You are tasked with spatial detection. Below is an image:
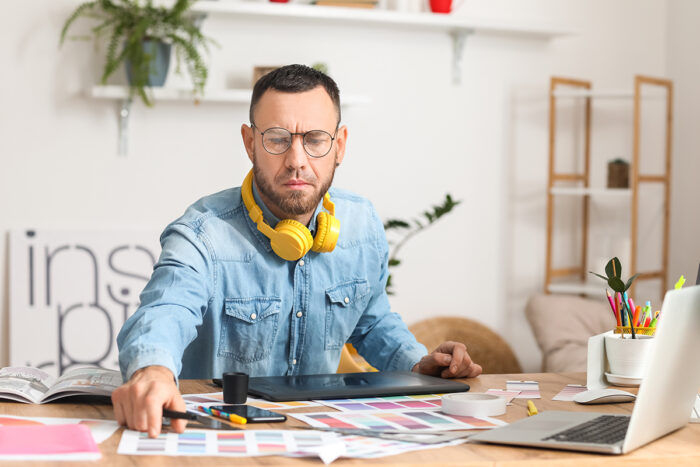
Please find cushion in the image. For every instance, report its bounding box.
[525,293,613,372]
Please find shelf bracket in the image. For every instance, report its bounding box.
[118,98,132,157]
[451,30,472,85]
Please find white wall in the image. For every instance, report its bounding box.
[666,0,700,298]
[1,0,686,373]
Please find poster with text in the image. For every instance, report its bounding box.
[9,229,161,376]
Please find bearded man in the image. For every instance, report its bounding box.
[113,64,482,437]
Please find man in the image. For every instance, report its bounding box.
[113,64,482,437]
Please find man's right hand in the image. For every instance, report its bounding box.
[111,365,187,438]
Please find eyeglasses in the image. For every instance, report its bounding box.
[251,123,337,158]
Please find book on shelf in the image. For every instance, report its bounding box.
[313,0,378,8]
[0,366,122,404]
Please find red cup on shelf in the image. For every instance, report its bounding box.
[270,0,289,3]
[430,0,457,14]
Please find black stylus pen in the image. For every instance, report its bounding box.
[162,409,197,420]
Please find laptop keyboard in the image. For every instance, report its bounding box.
[543,415,630,445]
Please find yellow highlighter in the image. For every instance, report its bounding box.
[527,400,538,416]
[228,413,247,425]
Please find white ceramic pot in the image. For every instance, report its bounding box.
[604,334,655,378]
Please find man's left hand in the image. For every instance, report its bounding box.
[412,341,482,379]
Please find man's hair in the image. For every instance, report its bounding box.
[249,64,341,125]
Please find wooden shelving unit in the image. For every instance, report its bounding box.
[544,75,673,299]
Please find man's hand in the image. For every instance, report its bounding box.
[111,365,186,438]
[412,341,483,379]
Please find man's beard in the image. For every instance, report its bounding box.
[253,152,337,217]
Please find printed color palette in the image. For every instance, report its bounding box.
[506,381,541,399]
[183,392,321,410]
[552,384,588,401]
[319,395,442,412]
[293,409,506,432]
[118,430,338,458]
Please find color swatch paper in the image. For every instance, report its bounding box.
[292,409,506,432]
[0,415,118,443]
[318,395,443,412]
[506,381,541,399]
[0,424,100,460]
[118,429,346,463]
[183,392,321,410]
[552,384,588,401]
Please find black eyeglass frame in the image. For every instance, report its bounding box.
[251,123,338,158]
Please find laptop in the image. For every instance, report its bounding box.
[248,371,469,401]
[470,284,700,454]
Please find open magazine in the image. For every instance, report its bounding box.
[0,366,122,404]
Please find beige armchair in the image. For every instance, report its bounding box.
[525,293,612,372]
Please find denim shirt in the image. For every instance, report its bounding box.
[117,184,428,381]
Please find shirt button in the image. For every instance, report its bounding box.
[344,297,350,304]
[292,359,297,365]
[250,313,257,320]
[299,260,305,267]
[296,311,303,318]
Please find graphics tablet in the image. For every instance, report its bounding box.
[247,371,470,401]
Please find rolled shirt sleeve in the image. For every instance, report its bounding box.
[117,222,213,382]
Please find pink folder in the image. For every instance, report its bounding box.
[0,423,100,460]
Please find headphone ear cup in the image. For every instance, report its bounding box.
[271,219,313,261]
[312,212,340,253]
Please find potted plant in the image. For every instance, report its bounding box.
[60,0,215,106]
[590,257,654,380]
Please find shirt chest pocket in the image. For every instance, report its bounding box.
[324,279,371,350]
[217,297,281,363]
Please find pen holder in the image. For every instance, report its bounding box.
[614,326,656,336]
[223,372,248,405]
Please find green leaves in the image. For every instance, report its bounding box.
[589,257,638,294]
[589,256,640,338]
[605,257,622,279]
[60,0,215,107]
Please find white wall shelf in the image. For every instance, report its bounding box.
[176,1,573,84]
[547,281,602,296]
[89,85,370,156]
[552,89,667,99]
[550,187,631,197]
[89,85,371,105]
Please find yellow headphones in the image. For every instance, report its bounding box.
[241,170,340,261]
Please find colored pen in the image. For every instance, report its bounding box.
[675,275,685,289]
[527,400,538,416]
[199,406,247,425]
[606,290,619,324]
[628,296,636,319]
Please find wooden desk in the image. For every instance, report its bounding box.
[1,372,698,466]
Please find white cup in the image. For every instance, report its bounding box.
[604,334,655,378]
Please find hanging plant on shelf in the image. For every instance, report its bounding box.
[60,0,216,106]
[384,194,460,295]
